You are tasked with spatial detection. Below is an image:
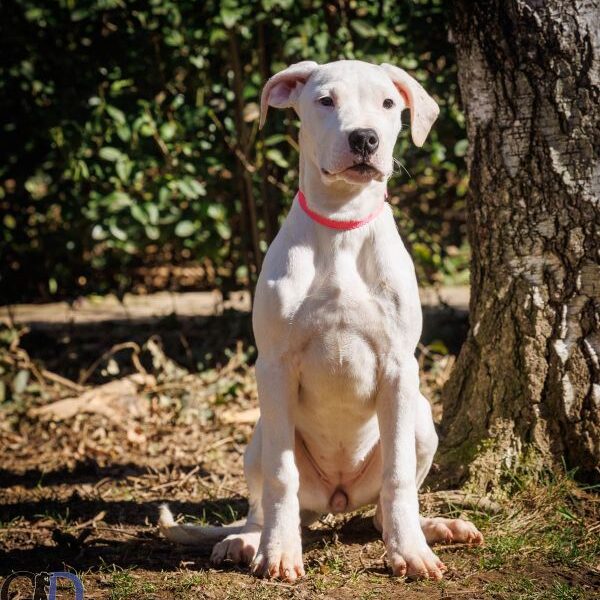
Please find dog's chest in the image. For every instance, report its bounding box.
[296,253,388,336]
[289,245,402,401]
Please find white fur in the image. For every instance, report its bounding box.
[159,60,482,581]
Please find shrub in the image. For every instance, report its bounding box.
[0,0,467,302]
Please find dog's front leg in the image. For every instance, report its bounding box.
[377,357,446,580]
[250,357,304,582]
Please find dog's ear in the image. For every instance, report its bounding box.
[381,64,439,147]
[260,61,319,129]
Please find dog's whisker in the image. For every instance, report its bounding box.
[393,157,412,179]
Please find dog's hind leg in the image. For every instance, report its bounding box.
[211,421,264,565]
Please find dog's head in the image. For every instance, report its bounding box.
[260,60,439,186]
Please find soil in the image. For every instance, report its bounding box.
[0,291,598,599]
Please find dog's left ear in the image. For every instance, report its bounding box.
[381,64,439,147]
[260,61,319,129]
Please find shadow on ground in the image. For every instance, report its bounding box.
[0,497,380,577]
[18,304,467,383]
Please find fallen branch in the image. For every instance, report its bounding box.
[29,373,155,424]
[422,490,502,514]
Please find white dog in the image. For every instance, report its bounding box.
[159,59,483,581]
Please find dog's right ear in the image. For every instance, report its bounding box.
[259,61,319,129]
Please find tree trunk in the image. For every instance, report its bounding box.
[439,0,600,487]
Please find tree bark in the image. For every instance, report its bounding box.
[439,0,600,487]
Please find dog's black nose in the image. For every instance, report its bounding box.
[348,128,379,156]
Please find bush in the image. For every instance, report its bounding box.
[0,0,467,302]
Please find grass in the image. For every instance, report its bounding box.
[479,533,530,570]
[34,507,72,526]
[109,569,136,600]
[109,567,158,600]
[167,571,211,594]
[475,467,599,565]
[486,576,589,600]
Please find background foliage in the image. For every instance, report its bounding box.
[0,0,468,303]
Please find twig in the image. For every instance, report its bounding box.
[79,341,145,385]
[258,579,295,589]
[41,369,85,393]
[150,466,201,492]
[72,511,107,530]
[204,436,235,451]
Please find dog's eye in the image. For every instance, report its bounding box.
[319,97,334,107]
[383,98,395,109]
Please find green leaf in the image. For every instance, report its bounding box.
[216,221,231,240]
[427,340,449,356]
[207,204,226,220]
[13,370,30,394]
[145,225,160,240]
[130,204,148,224]
[74,159,89,180]
[116,124,131,142]
[116,159,132,182]
[99,147,123,162]
[109,222,128,241]
[71,8,89,21]
[264,134,287,146]
[177,178,206,199]
[177,180,197,199]
[350,20,377,38]
[106,105,126,125]
[262,0,294,9]
[266,149,289,168]
[175,220,196,237]
[189,179,206,196]
[165,30,185,47]
[104,191,132,212]
[146,203,159,225]
[400,56,418,70]
[139,123,155,137]
[160,121,177,141]
[91,225,107,240]
[110,79,134,93]
[454,139,468,157]
[221,7,240,29]
[209,28,228,44]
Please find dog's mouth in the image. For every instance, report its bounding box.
[346,162,377,173]
[322,162,383,183]
[347,163,379,175]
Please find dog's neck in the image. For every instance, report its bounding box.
[299,152,387,222]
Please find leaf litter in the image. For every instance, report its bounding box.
[0,319,598,599]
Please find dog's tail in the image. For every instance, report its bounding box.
[158,504,246,546]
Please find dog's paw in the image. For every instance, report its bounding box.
[211,530,261,565]
[421,517,484,545]
[386,542,446,580]
[250,535,304,582]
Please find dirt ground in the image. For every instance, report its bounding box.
[1,291,598,599]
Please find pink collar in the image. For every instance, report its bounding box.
[297,190,386,231]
